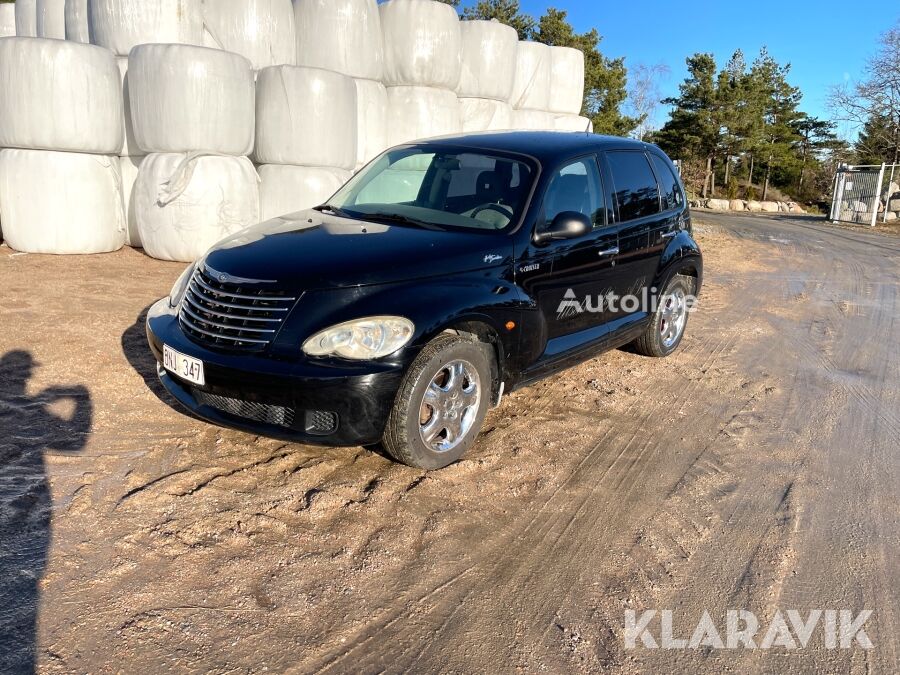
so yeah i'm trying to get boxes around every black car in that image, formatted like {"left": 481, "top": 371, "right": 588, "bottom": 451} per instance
{"left": 147, "top": 131, "right": 702, "bottom": 469}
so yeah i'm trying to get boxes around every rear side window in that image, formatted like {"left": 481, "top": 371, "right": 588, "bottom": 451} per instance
{"left": 650, "top": 153, "right": 683, "bottom": 210}
{"left": 607, "top": 151, "right": 660, "bottom": 221}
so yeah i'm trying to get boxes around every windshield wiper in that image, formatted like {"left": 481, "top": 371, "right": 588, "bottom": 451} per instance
{"left": 313, "top": 204, "right": 352, "bottom": 218}
{"left": 362, "top": 212, "right": 443, "bottom": 231}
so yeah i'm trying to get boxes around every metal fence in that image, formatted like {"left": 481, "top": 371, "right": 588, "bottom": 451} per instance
{"left": 830, "top": 163, "right": 900, "bottom": 226}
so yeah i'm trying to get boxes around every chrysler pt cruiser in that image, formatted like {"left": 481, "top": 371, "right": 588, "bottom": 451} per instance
{"left": 147, "top": 132, "right": 703, "bottom": 469}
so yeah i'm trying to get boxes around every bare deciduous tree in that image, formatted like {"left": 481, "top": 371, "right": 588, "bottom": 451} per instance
{"left": 626, "top": 63, "right": 670, "bottom": 141}
{"left": 828, "top": 22, "right": 900, "bottom": 165}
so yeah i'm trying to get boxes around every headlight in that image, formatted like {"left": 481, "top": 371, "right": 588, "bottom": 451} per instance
{"left": 302, "top": 316, "right": 414, "bottom": 360}
{"left": 169, "top": 262, "right": 196, "bottom": 307}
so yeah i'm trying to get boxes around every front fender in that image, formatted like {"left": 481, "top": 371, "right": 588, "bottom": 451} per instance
{"left": 279, "top": 268, "right": 527, "bottom": 373}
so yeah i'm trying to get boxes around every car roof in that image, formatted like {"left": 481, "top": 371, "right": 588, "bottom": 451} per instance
{"left": 414, "top": 131, "right": 664, "bottom": 166}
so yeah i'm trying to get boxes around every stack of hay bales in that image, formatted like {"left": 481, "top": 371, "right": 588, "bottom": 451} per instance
{"left": 64, "top": 0, "right": 89, "bottom": 43}
{"left": 252, "top": 0, "right": 376, "bottom": 219}
{"left": 201, "top": 0, "right": 295, "bottom": 70}
{"left": 1, "top": 0, "right": 594, "bottom": 257}
{"left": 0, "top": 4, "right": 16, "bottom": 37}
{"left": 129, "top": 44, "right": 259, "bottom": 262}
{"left": 35, "top": 0, "right": 64, "bottom": 38}
{"left": 295, "top": 0, "right": 385, "bottom": 172}
{"left": 254, "top": 65, "right": 357, "bottom": 220}
{"left": 0, "top": 37, "right": 125, "bottom": 253}
{"left": 510, "top": 41, "right": 590, "bottom": 131}
{"left": 87, "top": 0, "right": 205, "bottom": 54}
{"left": 14, "top": 0, "right": 36, "bottom": 37}
{"left": 380, "top": 0, "right": 462, "bottom": 147}
{"left": 87, "top": 0, "right": 208, "bottom": 253}
{"left": 456, "top": 20, "right": 517, "bottom": 132}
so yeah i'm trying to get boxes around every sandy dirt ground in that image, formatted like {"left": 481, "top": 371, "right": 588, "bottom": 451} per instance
{"left": 0, "top": 213, "right": 897, "bottom": 673}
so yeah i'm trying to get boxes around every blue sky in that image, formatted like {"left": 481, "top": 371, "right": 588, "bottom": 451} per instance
{"left": 503, "top": 0, "right": 899, "bottom": 139}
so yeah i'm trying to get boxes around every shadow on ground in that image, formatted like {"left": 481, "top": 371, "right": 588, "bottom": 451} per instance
{"left": 0, "top": 350, "right": 92, "bottom": 673}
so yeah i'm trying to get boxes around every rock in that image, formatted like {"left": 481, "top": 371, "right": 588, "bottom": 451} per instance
{"left": 788, "top": 202, "right": 806, "bottom": 214}
{"left": 760, "top": 201, "right": 779, "bottom": 212}
{"left": 777, "top": 201, "right": 789, "bottom": 212}
{"left": 888, "top": 198, "right": 900, "bottom": 212}
{"left": 746, "top": 200, "right": 762, "bottom": 212}
{"left": 884, "top": 211, "right": 897, "bottom": 222}
{"left": 729, "top": 199, "right": 746, "bottom": 211}
{"left": 707, "top": 198, "right": 730, "bottom": 210}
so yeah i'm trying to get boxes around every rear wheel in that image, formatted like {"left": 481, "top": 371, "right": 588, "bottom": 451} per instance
{"left": 631, "top": 274, "right": 694, "bottom": 357}
{"left": 383, "top": 334, "right": 492, "bottom": 469}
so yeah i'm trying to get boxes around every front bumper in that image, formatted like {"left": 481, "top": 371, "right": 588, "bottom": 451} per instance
{"left": 146, "top": 298, "right": 405, "bottom": 446}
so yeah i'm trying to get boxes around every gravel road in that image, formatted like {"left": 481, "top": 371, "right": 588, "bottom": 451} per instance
{"left": 0, "top": 212, "right": 897, "bottom": 673}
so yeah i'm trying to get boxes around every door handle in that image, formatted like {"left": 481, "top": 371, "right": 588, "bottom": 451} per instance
{"left": 598, "top": 247, "right": 620, "bottom": 257}
{"left": 661, "top": 231, "right": 677, "bottom": 240}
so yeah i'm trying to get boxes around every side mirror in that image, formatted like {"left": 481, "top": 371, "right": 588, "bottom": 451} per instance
{"left": 535, "top": 211, "right": 591, "bottom": 244}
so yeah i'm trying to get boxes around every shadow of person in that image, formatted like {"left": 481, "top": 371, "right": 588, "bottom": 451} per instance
{"left": 0, "top": 351, "right": 92, "bottom": 674}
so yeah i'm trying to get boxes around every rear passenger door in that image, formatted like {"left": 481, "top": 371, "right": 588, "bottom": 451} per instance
{"left": 600, "top": 150, "right": 666, "bottom": 331}
{"left": 647, "top": 152, "right": 687, "bottom": 260}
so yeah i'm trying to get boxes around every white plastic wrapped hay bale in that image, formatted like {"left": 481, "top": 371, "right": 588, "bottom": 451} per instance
{"left": 553, "top": 114, "right": 592, "bottom": 132}
{"left": 64, "top": 0, "right": 89, "bottom": 42}
{"left": 88, "top": 0, "right": 204, "bottom": 56}
{"left": 380, "top": 0, "right": 460, "bottom": 89}
{"left": 0, "top": 149, "right": 125, "bottom": 253}
{"left": 548, "top": 46, "right": 585, "bottom": 114}
{"left": 258, "top": 165, "right": 350, "bottom": 220}
{"left": 512, "top": 109, "right": 554, "bottom": 131}
{"left": 511, "top": 41, "right": 550, "bottom": 110}
{"left": 201, "top": 0, "right": 295, "bottom": 70}
{"left": 135, "top": 153, "right": 260, "bottom": 262}
{"left": 0, "top": 38, "right": 122, "bottom": 153}
{"left": 457, "top": 20, "right": 517, "bottom": 102}
{"left": 294, "top": 0, "right": 383, "bottom": 80}
{"left": 119, "top": 155, "right": 141, "bottom": 246}
{"left": 114, "top": 56, "right": 142, "bottom": 157}
{"left": 0, "top": 4, "right": 16, "bottom": 37}
{"left": 16, "top": 0, "right": 37, "bottom": 37}
{"left": 36, "top": 0, "right": 64, "bottom": 39}
{"left": 386, "top": 86, "right": 460, "bottom": 146}
{"left": 354, "top": 78, "right": 388, "bottom": 169}
{"left": 129, "top": 44, "right": 254, "bottom": 156}
{"left": 255, "top": 65, "right": 357, "bottom": 170}
{"left": 459, "top": 98, "right": 512, "bottom": 132}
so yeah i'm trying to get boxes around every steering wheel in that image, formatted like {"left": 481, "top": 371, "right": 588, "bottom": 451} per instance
{"left": 470, "top": 203, "right": 513, "bottom": 228}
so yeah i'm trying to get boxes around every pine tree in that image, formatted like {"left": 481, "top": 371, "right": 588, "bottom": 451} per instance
{"left": 462, "top": 0, "right": 534, "bottom": 39}
{"left": 654, "top": 54, "right": 719, "bottom": 196}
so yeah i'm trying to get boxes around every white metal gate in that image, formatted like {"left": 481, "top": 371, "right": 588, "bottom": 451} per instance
{"left": 830, "top": 163, "right": 900, "bottom": 226}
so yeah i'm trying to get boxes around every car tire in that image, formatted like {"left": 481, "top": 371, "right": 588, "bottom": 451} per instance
{"left": 383, "top": 334, "right": 493, "bottom": 470}
{"left": 631, "top": 274, "right": 694, "bottom": 357}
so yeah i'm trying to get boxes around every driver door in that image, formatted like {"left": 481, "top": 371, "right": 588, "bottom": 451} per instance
{"left": 517, "top": 155, "right": 620, "bottom": 341}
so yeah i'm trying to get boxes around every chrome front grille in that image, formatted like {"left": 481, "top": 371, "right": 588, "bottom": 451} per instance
{"left": 179, "top": 266, "right": 296, "bottom": 352}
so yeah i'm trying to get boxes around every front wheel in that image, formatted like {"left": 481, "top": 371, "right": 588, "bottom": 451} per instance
{"left": 383, "top": 334, "right": 492, "bottom": 469}
{"left": 630, "top": 274, "right": 694, "bottom": 357}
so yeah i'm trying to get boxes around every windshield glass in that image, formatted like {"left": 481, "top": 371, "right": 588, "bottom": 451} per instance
{"left": 327, "top": 147, "right": 536, "bottom": 232}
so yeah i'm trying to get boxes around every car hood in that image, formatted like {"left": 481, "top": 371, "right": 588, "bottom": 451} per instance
{"left": 202, "top": 210, "right": 513, "bottom": 291}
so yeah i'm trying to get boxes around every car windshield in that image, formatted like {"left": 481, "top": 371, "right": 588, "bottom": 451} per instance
{"left": 326, "top": 147, "right": 536, "bottom": 232}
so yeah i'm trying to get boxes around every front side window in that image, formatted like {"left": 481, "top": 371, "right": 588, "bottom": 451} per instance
{"left": 607, "top": 151, "right": 661, "bottom": 221}
{"left": 541, "top": 157, "right": 606, "bottom": 229}
{"left": 650, "top": 153, "right": 684, "bottom": 211}
{"left": 328, "top": 147, "right": 536, "bottom": 232}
